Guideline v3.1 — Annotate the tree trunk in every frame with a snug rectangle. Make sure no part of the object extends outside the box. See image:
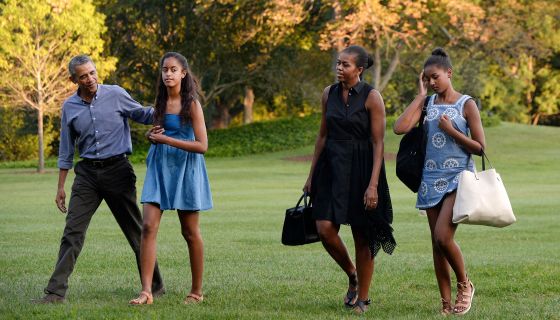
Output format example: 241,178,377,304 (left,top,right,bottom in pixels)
526,56,536,125
332,0,345,82
243,87,254,124
332,49,339,83
36,67,45,173
378,49,400,92
532,113,540,125
373,45,381,89
37,108,45,173
211,100,230,129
